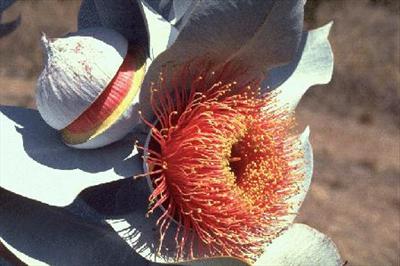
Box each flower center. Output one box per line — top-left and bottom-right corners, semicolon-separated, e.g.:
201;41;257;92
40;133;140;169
138;64;304;262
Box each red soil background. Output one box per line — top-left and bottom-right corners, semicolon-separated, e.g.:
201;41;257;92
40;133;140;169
0;1;399;265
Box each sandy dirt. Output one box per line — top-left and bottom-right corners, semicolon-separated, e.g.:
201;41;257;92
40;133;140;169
296;107;399;266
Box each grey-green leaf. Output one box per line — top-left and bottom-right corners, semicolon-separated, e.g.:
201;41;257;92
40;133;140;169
254;224;342;266
0;0;20;38
78;0;148;48
0;106;145;206
0;188;152;265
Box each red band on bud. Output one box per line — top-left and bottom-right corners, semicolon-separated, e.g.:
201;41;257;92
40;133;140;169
65;52;137;134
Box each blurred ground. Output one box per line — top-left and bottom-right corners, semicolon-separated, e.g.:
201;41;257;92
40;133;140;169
0;0;399;265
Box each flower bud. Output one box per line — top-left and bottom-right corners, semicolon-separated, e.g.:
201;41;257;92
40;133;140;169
36;27;146;149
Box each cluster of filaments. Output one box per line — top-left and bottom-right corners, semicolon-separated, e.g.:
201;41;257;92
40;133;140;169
140;64;305;263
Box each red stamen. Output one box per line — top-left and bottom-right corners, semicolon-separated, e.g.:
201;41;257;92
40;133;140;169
139;63;304;263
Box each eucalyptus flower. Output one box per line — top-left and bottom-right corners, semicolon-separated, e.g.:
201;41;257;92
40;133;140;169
0;0;342;265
